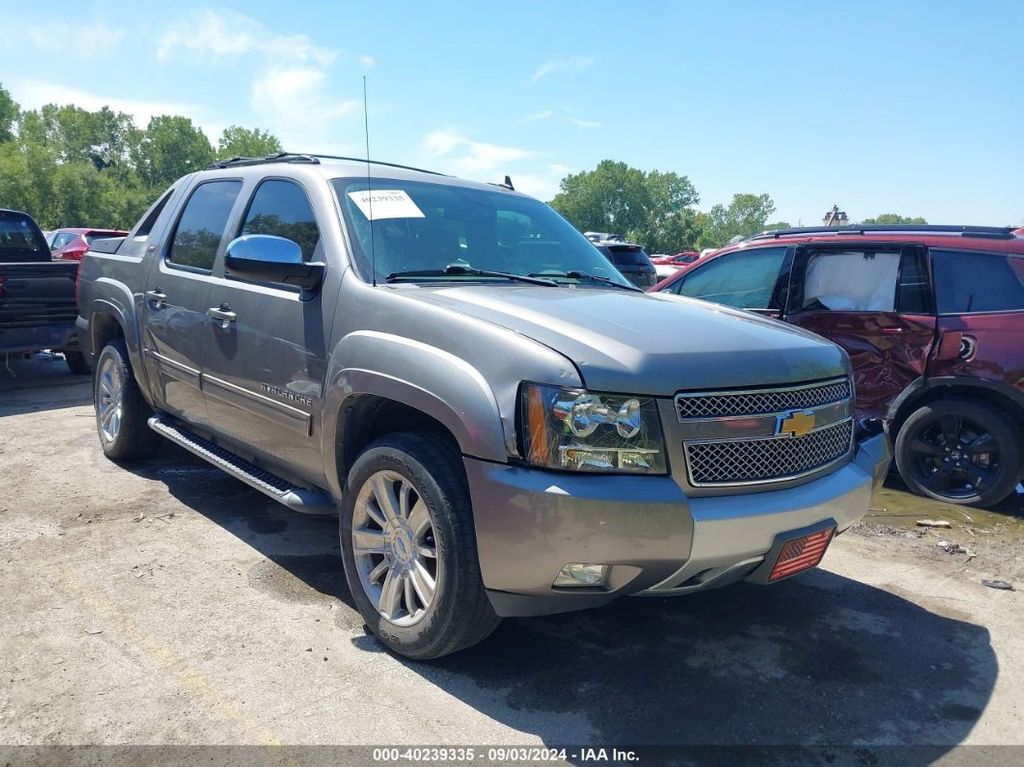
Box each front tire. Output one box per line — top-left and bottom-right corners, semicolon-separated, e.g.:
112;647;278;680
895;399;1020;508
340;433;500;660
94;340;159;461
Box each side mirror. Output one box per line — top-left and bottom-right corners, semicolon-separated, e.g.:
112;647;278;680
224;234;324;291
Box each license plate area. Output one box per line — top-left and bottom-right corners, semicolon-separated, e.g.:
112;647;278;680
768;526;835;581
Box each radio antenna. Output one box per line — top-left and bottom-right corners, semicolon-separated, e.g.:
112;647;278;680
363;75;377;285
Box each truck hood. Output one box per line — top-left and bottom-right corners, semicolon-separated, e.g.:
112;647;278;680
402;285;849;395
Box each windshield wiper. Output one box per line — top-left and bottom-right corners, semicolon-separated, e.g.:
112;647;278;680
528;270;643;292
386;264;558;287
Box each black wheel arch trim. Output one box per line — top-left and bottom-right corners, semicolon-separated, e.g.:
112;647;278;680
887;376;1024;423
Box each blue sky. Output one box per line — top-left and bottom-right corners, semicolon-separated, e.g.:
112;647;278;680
4;1;1022;225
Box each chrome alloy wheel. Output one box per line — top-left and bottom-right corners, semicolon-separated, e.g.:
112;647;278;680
351;470;438;626
97;355;124;442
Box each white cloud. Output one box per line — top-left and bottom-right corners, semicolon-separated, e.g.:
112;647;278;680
529;56;594;84
157;9;334;66
28;22;125;57
423;129;535;180
522;109;554;123
8;79;219;136
513;163;573;202
568;117;602;129
251;67;359;151
159;9;365;153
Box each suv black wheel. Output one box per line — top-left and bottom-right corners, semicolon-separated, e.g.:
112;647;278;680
895;399;1020;508
94;340;159;460
340;432;500;660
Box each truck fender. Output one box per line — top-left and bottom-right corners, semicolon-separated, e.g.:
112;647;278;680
89;279;151;395
321;331;508;494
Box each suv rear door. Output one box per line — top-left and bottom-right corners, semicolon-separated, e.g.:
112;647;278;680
926;247;1024;386
201;178;330;486
783;244;936;419
140;178;243;429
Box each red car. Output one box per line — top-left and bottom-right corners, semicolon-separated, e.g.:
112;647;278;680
650;251;700;266
50;228;128;261
651;225;1024;508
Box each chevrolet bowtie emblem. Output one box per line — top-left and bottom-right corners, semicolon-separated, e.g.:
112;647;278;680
777;410;816;438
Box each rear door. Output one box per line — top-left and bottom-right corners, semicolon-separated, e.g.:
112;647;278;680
202;178;330;485
926;248;1024;385
660;245;792;318
783;244;936;419
140;178;243;428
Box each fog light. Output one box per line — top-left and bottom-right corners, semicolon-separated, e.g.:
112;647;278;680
553;563;609;588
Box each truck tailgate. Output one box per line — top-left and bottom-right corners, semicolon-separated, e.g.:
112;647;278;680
0;262;79;328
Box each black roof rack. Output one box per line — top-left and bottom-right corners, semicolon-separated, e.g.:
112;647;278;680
207;152;448;177
208;152;320;169
748;225;1017;241
295;153;449;177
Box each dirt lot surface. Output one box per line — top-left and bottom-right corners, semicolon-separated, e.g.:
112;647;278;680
2;355;1023;759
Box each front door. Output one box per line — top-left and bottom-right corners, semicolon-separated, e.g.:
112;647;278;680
140;179;244;429
202;178;330;486
784;245;937;419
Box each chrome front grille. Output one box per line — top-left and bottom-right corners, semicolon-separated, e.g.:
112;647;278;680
675;378;851;420
684;419;854;486
674;377;855;487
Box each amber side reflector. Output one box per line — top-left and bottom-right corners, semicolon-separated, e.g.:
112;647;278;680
769;527;835;581
525;385;552;465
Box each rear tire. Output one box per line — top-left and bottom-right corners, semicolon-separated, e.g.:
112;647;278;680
340;432;500;660
64;350;90;375
94;340;159;461
895;399;1020;508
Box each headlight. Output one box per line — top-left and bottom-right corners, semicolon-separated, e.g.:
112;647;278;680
520;383;667;474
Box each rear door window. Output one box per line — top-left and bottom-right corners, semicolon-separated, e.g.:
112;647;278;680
931;249;1024;314
671;247;788;310
798;249;899;312
168;181;242;272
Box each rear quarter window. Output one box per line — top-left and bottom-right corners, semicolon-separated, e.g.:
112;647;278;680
931;249;1024;314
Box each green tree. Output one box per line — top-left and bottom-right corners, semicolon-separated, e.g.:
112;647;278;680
217;126;283;159
550;160;699;252
697;193;778;248
860;213;928;225
137;115;215;188
0;83;17;143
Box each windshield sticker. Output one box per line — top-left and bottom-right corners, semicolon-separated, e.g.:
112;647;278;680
347;189;425;221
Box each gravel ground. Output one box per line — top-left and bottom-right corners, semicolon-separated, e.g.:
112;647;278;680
1;354;1022;761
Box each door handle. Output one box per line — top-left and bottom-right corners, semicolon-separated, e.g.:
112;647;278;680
145;288;167;307
207;304;237;328
880;327;903;334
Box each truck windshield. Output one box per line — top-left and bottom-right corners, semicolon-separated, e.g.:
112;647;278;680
0;212;48;259
333;178;633;288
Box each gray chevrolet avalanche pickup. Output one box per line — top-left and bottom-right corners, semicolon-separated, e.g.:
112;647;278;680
77;153;890;659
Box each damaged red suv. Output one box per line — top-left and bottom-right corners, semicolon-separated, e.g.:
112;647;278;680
651;225;1024;508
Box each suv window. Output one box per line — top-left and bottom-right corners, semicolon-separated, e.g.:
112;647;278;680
602;245;650;267
671;247;788;310
168;181;242;271
239;179;321;262
932;249;1024;314
798;249;899;312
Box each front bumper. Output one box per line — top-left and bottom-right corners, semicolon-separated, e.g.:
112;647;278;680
466;433;890;617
